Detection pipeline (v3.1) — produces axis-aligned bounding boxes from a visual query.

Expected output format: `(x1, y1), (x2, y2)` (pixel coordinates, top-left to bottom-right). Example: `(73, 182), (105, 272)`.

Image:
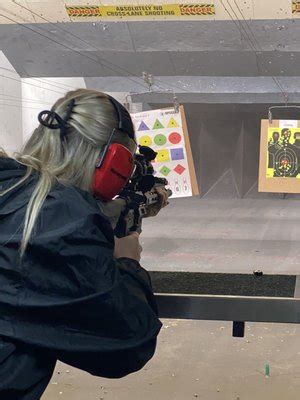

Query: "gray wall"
(151, 103), (300, 199)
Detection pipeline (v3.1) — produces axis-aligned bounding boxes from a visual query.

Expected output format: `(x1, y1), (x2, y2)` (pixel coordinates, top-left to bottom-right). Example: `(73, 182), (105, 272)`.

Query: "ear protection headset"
(38, 94), (135, 201)
(92, 95), (135, 201)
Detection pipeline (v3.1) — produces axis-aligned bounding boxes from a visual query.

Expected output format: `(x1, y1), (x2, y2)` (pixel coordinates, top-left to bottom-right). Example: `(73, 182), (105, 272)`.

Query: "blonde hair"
(0, 89), (134, 255)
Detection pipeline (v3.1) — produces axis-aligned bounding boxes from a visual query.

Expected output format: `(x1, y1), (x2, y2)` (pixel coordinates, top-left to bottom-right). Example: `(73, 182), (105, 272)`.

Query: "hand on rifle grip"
(114, 232), (142, 262)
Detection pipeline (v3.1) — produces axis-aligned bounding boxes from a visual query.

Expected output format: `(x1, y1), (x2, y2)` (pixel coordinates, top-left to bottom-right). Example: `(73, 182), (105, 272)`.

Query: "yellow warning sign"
(66, 6), (102, 18)
(66, 4), (215, 19)
(292, 1), (300, 13)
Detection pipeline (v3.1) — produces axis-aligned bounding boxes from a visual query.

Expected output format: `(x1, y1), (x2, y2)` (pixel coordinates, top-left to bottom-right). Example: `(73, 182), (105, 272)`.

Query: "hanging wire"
(0, 66), (68, 95)
(232, 0), (263, 49)
(228, 0), (289, 102)
(9, 1), (195, 94)
(0, 67), (70, 94)
(12, 1), (143, 83)
(0, 65), (74, 97)
(6, 0), (292, 102)
(0, 65), (99, 99)
(223, 0), (262, 75)
(0, 102), (47, 110)
(0, 73), (67, 95)
(0, 93), (52, 105)
(225, 0), (258, 50)
(224, 0), (288, 100)
(219, 0), (289, 104)
(33, 77), (80, 91)
(4, 0), (291, 111)
(0, 69), (177, 111)
(26, 77), (77, 92)
(0, 11), (150, 91)
(11, 1), (152, 89)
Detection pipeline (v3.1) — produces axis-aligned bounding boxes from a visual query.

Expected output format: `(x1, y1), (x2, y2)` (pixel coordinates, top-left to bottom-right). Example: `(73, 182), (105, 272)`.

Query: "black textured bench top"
(149, 271), (296, 298)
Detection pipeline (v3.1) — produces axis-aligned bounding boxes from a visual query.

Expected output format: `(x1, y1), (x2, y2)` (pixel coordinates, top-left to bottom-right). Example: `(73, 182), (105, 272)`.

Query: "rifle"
(98, 146), (172, 237)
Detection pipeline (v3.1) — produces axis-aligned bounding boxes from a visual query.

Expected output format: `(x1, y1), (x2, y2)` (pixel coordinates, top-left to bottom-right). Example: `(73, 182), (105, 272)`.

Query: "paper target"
(259, 120), (300, 194)
(274, 147), (298, 177)
(131, 107), (199, 198)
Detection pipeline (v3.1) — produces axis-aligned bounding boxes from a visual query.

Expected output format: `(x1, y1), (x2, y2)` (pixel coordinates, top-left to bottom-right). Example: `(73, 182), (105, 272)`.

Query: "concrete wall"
(0, 69), (87, 152)
(22, 77), (86, 143)
(0, 51), (22, 155)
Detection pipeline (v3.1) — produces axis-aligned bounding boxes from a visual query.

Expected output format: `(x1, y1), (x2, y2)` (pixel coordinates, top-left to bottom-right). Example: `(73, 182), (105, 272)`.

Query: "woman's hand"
(144, 186), (170, 218)
(114, 232), (142, 263)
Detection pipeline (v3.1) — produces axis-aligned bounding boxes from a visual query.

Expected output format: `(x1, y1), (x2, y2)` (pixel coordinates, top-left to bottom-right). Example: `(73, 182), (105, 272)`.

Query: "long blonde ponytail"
(1, 89), (134, 255)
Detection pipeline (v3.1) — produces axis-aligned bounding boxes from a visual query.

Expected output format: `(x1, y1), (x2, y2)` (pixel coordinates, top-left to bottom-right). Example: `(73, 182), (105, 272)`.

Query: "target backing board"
(131, 106), (199, 198)
(259, 119), (300, 193)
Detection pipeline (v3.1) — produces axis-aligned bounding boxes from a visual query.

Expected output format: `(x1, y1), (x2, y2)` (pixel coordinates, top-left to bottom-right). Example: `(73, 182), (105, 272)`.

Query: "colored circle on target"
(138, 135), (152, 146)
(154, 134), (167, 146)
(168, 132), (182, 145)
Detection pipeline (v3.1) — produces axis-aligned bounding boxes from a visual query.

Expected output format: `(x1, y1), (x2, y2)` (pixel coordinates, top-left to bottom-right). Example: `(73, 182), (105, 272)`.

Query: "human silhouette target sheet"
(267, 127), (300, 178)
(259, 119), (300, 193)
(131, 106), (199, 197)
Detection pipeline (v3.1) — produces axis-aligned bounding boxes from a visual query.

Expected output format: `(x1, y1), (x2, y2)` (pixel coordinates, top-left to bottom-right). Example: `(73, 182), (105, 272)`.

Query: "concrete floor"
(41, 197), (300, 399)
(141, 197), (300, 274)
(42, 319), (300, 400)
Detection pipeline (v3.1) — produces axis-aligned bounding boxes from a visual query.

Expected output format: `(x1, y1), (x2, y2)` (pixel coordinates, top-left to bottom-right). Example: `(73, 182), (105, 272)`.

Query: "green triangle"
(153, 118), (164, 130)
(167, 117), (179, 128)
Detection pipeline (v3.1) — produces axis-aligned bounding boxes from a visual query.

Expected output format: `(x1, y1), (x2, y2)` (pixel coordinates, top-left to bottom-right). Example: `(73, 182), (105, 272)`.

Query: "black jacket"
(0, 157), (162, 399)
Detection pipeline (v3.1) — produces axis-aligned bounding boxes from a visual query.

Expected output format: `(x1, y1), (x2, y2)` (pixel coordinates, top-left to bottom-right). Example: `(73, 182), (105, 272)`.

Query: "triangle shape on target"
(167, 117), (179, 128)
(153, 119), (164, 130)
(138, 120), (150, 131)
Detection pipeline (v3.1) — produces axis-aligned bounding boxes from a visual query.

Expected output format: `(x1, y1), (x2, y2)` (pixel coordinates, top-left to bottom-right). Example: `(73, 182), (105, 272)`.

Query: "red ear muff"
(92, 143), (133, 201)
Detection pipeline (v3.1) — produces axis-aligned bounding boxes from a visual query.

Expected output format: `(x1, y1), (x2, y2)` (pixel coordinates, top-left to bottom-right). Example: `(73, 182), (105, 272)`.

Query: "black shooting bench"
(150, 272), (300, 338)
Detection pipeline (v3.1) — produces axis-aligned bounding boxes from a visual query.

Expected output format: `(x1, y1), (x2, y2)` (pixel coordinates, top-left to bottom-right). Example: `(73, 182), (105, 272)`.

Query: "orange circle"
(169, 132), (182, 145)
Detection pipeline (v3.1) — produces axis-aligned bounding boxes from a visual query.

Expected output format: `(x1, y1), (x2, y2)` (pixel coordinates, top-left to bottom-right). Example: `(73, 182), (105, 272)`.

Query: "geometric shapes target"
(154, 134), (167, 146)
(174, 164), (186, 175)
(169, 131), (182, 145)
(138, 135), (152, 146)
(138, 120), (150, 131)
(160, 166), (171, 176)
(171, 148), (184, 161)
(167, 117), (179, 128)
(156, 149), (170, 163)
(153, 118), (164, 130)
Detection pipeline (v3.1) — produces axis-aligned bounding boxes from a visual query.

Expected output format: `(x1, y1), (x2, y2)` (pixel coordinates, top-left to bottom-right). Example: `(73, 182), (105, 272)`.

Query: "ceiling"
(0, 8), (300, 103)
(1, 20), (300, 78)
(0, 0), (297, 24)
